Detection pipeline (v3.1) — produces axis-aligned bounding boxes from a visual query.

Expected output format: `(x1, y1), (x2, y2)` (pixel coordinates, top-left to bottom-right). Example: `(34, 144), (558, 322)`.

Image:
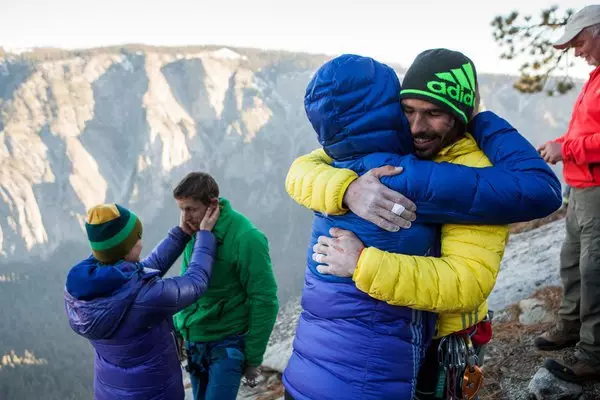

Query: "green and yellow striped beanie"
(85, 203), (143, 264)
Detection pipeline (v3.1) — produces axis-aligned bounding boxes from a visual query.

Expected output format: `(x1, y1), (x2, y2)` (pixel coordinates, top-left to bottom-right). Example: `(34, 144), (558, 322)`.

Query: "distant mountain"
(0, 45), (580, 399)
(0, 45), (579, 266)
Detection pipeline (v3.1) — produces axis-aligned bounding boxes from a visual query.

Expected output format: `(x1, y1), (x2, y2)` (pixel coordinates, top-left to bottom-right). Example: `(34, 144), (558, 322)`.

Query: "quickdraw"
(461, 335), (483, 400)
(434, 332), (483, 400)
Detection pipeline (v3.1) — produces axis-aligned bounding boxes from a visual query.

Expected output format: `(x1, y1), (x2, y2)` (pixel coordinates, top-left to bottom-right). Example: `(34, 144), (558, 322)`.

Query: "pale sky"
(2, 0), (592, 78)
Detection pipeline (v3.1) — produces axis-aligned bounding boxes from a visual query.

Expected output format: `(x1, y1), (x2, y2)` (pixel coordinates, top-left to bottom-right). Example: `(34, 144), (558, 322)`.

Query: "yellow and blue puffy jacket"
(282, 54), (562, 400)
(285, 112), (562, 339)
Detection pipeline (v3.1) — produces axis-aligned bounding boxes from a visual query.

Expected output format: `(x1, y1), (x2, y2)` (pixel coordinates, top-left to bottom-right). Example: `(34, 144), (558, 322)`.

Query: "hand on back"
(343, 166), (417, 232)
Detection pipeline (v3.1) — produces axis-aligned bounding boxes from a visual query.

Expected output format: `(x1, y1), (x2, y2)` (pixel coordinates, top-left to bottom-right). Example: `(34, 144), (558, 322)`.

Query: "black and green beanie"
(85, 203), (143, 264)
(400, 48), (478, 124)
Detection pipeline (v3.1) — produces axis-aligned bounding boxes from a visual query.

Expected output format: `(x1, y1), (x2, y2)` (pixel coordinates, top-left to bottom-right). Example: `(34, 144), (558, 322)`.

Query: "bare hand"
(538, 141), (563, 165)
(199, 206), (220, 231)
(314, 228), (365, 277)
(243, 365), (260, 388)
(179, 214), (196, 236)
(343, 166), (416, 232)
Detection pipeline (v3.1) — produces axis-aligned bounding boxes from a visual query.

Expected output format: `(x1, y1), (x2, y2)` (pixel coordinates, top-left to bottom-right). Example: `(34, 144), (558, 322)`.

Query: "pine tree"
(491, 6), (576, 95)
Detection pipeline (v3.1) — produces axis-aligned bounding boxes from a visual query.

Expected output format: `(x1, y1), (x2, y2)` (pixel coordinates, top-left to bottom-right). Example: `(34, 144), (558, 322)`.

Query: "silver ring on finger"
(391, 203), (405, 216)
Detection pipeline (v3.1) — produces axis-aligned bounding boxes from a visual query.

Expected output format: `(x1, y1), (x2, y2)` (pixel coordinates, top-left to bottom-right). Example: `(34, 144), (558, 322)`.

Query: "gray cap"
(554, 5), (600, 49)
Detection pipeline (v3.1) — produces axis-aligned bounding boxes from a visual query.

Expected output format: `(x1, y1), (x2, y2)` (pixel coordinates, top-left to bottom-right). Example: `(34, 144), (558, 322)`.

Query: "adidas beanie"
(85, 203), (143, 264)
(400, 48), (478, 124)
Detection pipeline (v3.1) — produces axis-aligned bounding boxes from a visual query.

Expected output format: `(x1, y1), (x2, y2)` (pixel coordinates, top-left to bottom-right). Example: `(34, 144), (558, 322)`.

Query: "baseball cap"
(554, 5), (600, 49)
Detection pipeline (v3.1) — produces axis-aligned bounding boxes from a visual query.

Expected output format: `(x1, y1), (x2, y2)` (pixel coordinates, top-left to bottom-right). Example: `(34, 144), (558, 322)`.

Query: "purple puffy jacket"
(64, 228), (215, 400)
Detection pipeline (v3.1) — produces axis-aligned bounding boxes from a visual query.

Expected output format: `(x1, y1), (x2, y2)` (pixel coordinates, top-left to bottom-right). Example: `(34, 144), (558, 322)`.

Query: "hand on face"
(179, 213), (197, 235)
(199, 205), (220, 231)
(177, 197), (219, 234)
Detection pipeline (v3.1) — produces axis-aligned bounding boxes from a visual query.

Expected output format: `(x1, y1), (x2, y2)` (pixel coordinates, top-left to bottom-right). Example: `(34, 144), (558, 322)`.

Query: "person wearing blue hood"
(282, 53), (561, 400)
(283, 54), (446, 400)
(64, 202), (219, 400)
(282, 54), (494, 400)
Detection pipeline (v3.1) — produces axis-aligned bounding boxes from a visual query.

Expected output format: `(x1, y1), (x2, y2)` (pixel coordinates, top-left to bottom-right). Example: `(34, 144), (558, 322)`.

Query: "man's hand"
(243, 365), (260, 388)
(343, 166), (416, 232)
(537, 141), (563, 165)
(314, 228), (365, 278)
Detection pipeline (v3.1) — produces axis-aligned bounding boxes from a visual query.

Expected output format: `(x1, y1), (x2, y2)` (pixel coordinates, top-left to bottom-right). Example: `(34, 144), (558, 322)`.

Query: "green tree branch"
(491, 6), (576, 95)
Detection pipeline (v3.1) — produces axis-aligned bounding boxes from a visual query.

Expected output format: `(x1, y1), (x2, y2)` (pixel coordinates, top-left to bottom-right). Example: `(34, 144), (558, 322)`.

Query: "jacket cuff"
(560, 140), (572, 162)
(554, 135), (566, 144)
(352, 247), (380, 286)
(246, 359), (261, 368)
(194, 230), (217, 254)
(170, 226), (191, 242)
(336, 174), (359, 213)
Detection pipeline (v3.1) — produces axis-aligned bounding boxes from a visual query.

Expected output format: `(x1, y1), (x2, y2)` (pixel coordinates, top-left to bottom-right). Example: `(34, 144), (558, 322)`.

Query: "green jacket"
(173, 198), (279, 366)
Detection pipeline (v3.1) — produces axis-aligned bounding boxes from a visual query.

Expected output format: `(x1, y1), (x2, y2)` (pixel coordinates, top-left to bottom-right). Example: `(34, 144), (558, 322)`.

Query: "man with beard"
(284, 48), (561, 399)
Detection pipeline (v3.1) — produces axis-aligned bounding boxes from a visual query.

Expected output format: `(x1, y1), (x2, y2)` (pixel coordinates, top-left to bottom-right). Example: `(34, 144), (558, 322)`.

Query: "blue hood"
(64, 257), (145, 340)
(304, 54), (413, 161)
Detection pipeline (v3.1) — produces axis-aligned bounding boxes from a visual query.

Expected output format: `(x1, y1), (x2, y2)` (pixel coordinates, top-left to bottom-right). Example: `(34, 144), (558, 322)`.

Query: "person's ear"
(209, 198), (219, 207)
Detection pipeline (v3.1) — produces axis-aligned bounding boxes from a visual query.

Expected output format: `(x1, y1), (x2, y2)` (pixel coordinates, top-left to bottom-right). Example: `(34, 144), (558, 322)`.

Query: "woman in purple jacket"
(64, 202), (219, 400)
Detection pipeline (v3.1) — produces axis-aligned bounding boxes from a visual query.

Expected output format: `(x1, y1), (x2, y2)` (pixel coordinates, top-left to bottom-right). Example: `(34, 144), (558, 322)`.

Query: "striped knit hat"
(85, 203), (143, 264)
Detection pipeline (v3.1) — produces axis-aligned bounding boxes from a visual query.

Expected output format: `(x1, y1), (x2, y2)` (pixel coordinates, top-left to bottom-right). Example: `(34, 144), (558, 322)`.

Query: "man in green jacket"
(172, 172), (279, 400)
